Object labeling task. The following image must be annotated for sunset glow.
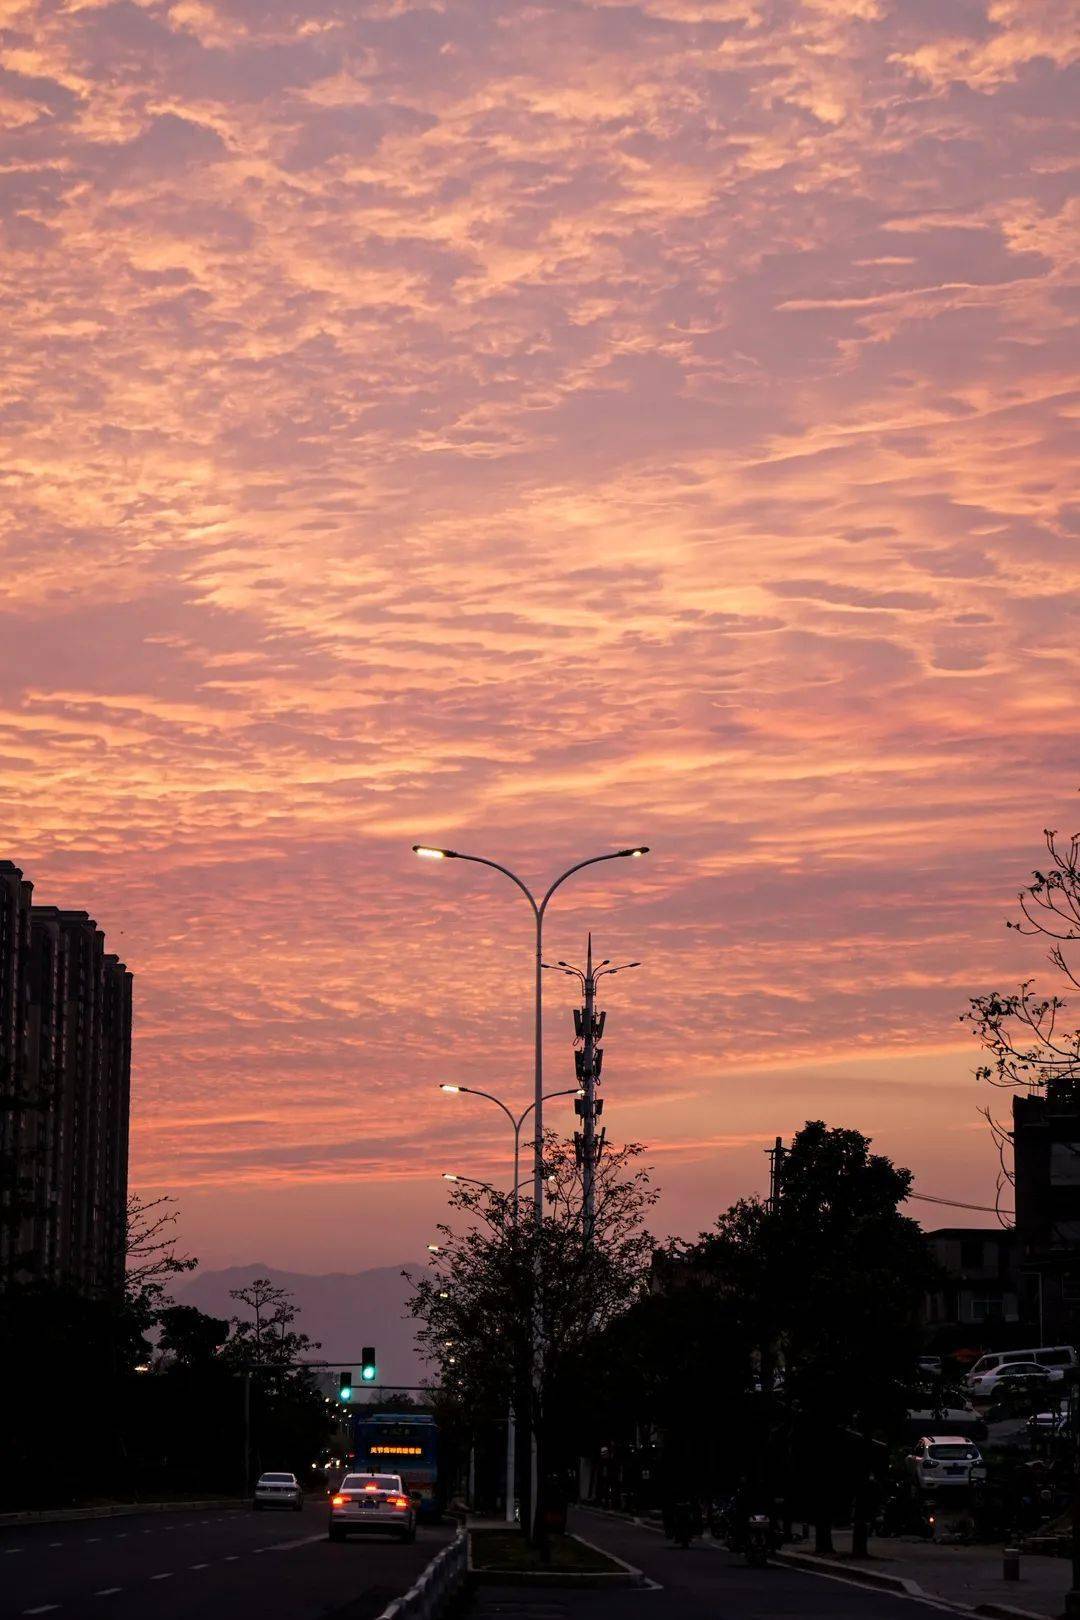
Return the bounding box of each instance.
[1,0,1077,1269]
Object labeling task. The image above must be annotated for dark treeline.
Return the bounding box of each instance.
[0,1210,334,1510]
[412,1119,936,1549]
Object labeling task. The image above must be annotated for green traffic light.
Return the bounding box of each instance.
[361,1364,376,1382]
[339,1384,352,1401]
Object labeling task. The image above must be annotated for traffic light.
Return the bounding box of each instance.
[338,1369,352,1401]
[361,1346,377,1384]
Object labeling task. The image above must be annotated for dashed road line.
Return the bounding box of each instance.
[23,1607,60,1614]
[223,1554,238,1561]
[190,1562,208,1569]
[150,1572,173,1581]
[5,1547,22,1554]
[86,1537,101,1543]
[95,1589,122,1597]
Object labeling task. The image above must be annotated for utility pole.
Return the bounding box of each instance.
[546,941,640,1242]
[574,936,606,1240]
[766,1136,786,1214]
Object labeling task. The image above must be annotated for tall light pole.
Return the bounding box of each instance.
[415,844,649,1542]
[439,1082,580,1522]
[439,1083,580,1222]
[414,845,648,1214]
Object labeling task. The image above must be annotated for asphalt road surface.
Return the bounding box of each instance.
[0,1502,454,1620]
[465,1508,955,1619]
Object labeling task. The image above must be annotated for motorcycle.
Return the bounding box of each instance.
[744,1513,771,1567]
[669,1500,699,1548]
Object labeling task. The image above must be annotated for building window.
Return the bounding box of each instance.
[970,1298,1006,1323]
[960,1238,985,1269]
[1050,1144,1080,1185]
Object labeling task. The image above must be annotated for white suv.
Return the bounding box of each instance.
[907,1436,983,1491]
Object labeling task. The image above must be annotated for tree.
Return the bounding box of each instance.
[965,825,1080,1092]
[406,1134,657,1545]
[221,1278,329,1480]
[610,1123,933,1555]
[224,1277,319,1367]
[157,1303,230,1367]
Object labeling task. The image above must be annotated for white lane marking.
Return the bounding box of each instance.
[150,1573,173,1581]
[223,1554,238,1561]
[190,1562,208,1570]
[95,1589,122,1597]
[48,1542,61,1548]
[5,1548,22,1554]
[87,1537,101,1543]
[113,1534,128,1540]
[267,1534,326,1553]
[23,1607,60,1614]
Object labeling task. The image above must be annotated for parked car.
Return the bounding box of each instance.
[253,1471,304,1511]
[917,1355,943,1378]
[966,1345,1077,1381]
[906,1436,984,1491]
[968,1362,1063,1401]
[328,1472,417,1542]
[905,1393,987,1442]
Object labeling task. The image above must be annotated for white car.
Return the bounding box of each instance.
[967,1361,1064,1401]
[328,1472,417,1542]
[253,1471,304,1511]
[906,1436,983,1490]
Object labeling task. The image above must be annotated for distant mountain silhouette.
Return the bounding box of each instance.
[173,1262,429,1387]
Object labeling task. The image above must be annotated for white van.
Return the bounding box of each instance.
[966,1345,1076,1381]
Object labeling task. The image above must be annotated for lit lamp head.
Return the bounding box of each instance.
[442,1173,458,1182]
[412,845,458,860]
[618,846,650,858]
[440,1084,461,1094]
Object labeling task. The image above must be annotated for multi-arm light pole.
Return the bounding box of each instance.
[413,845,648,1214]
[439,1082,580,1524]
[414,843,648,1541]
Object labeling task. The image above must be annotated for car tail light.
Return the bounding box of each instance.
[363,1484,378,1493]
[332,1495,347,1507]
[391,1496,409,1509]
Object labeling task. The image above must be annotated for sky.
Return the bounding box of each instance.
[1,0,1078,1273]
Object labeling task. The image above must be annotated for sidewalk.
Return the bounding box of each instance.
[782,1529,1071,1618]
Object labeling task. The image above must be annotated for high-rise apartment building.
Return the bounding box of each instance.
[0,862,132,1296]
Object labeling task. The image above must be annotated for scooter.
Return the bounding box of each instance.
[744,1513,771,1567]
[669,1500,698,1548]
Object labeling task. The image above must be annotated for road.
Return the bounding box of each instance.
[465,1508,956,1619]
[0,1501,453,1620]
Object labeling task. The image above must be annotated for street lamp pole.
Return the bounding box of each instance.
[415,846,648,1212]
[416,844,648,1541]
[439,1083,580,1524]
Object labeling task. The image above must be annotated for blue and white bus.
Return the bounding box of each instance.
[351,1412,442,1520]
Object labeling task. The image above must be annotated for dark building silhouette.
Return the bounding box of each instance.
[1012,1081,1080,1343]
[0,862,132,1296]
[921,1227,1020,1343]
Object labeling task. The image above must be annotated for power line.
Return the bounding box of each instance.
[907,1191,1015,1217]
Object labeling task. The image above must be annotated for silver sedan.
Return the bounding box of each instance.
[253,1471,304,1511]
[328,1473,417,1542]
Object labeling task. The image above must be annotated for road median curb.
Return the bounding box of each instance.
[0,1498,242,1528]
[773,1547,929,1599]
